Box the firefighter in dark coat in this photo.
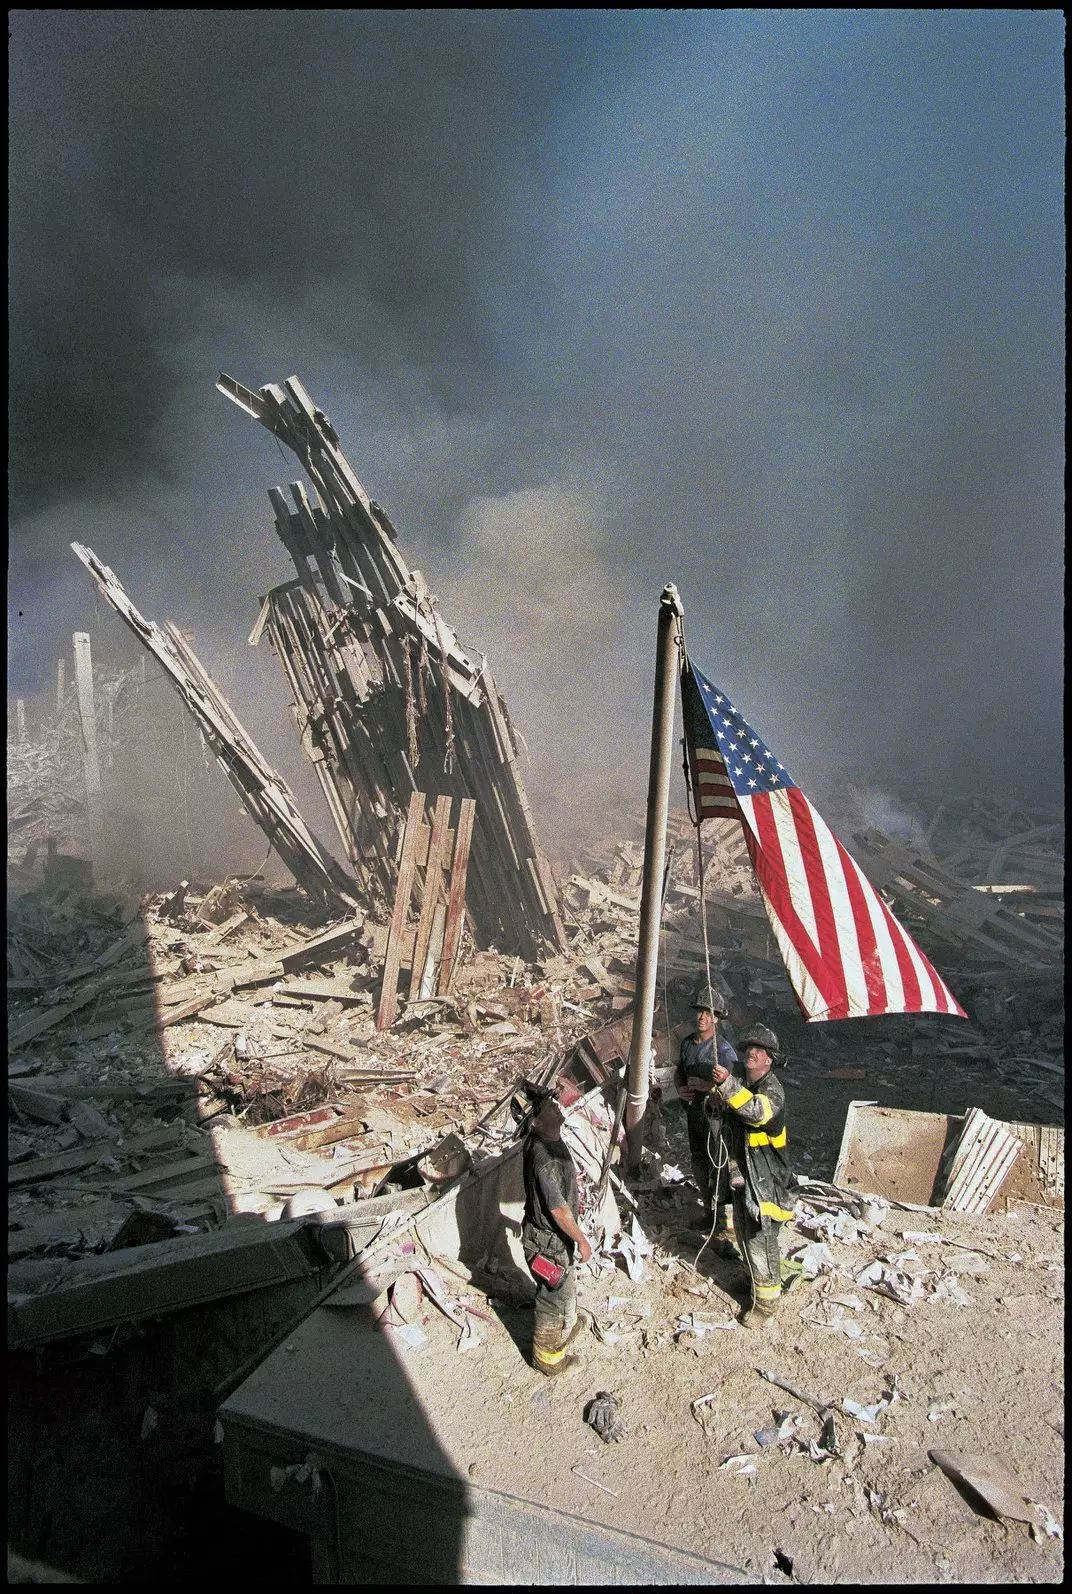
[707,1022,795,1325]
[675,983,740,1256]
[521,1095,592,1375]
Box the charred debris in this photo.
[8,376,1064,1287]
[5,377,1064,1578]
[8,374,1063,1275]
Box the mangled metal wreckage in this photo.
[74,373,567,990]
[221,371,565,964]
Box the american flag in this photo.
[681,660,966,1023]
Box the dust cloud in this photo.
[8,11,1064,874]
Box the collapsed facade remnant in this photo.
[70,543,361,911]
[375,790,476,1028]
[852,827,1063,970]
[219,372,566,960]
[833,1099,1064,1211]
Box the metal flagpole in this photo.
[625,583,685,1169]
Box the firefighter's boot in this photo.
[739,1295,780,1328]
[711,1203,742,1261]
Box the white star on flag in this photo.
[680,659,966,1024]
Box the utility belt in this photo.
[523,1220,568,1258]
[522,1221,570,1286]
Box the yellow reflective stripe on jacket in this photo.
[725,1087,774,1126]
[747,1126,787,1149]
[759,1200,795,1222]
[749,1093,775,1126]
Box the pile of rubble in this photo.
[9,775,1065,1266]
[7,865,606,1267]
[6,370,1063,1328]
[7,702,89,883]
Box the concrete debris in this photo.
[584,1390,626,1444]
[8,418,1065,1593]
[928,1449,1041,1525]
[218,372,565,961]
[833,1102,1063,1212]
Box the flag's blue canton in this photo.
[692,665,795,798]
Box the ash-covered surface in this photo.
[6,771,1064,1582]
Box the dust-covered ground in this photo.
[401,1143,1064,1585]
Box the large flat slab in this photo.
[220,1300,752,1584]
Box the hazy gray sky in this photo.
[8,10,1064,836]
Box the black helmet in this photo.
[509,1079,555,1130]
[692,981,730,1017]
[739,1022,781,1058]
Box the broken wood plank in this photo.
[10,1077,194,1102]
[9,982,119,1050]
[255,1106,373,1153]
[8,1217,325,1346]
[138,989,222,1030]
[195,999,262,1029]
[301,1034,363,1063]
[157,976,218,1005]
[410,795,452,1003]
[255,1104,344,1138]
[280,979,371,1004]
[72,631,103,865]
[19,920,154,992]
[377,791,428,1030]
[228,959,286,990]
[9,1126,185,1188]
[333,1070,417,1084]
[276,918,365,972]
[70,542,363,912]
[7,1197,220,1261]
[438,797,475,996]
[203,910,250,945]
[47,1153,221,1197]
[8,1084,67,1124]
[285,1122,376,1154]
[417,900,447,999]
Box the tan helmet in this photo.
[692,981,729,1017]
[739,1022,781,1059]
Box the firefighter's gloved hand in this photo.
[584,1391,626,1444]
[743,1187,762,1224]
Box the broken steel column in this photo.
[71,543,361,911]
[219,373,566,960]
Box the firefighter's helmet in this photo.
[692,982,730,1016]
[738,1022,781,1059]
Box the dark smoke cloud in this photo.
[9,10,1064,856]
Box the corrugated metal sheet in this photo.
[1005,1120,1065,1202]
[940,1108,1022,1212]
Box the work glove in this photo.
[584,1391,626,1444]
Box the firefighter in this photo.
[521,1094,592,1375]
[675,982,740,1257]
[707,1022,795,1325]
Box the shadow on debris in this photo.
[6,873,469,1585]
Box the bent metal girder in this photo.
[70,542,362,913]
[220,372,566,959]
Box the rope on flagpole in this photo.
[677,629,731,1263]
[678,629,715,1001]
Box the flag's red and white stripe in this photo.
[737,785,965,1022]
[691,747,739,817]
